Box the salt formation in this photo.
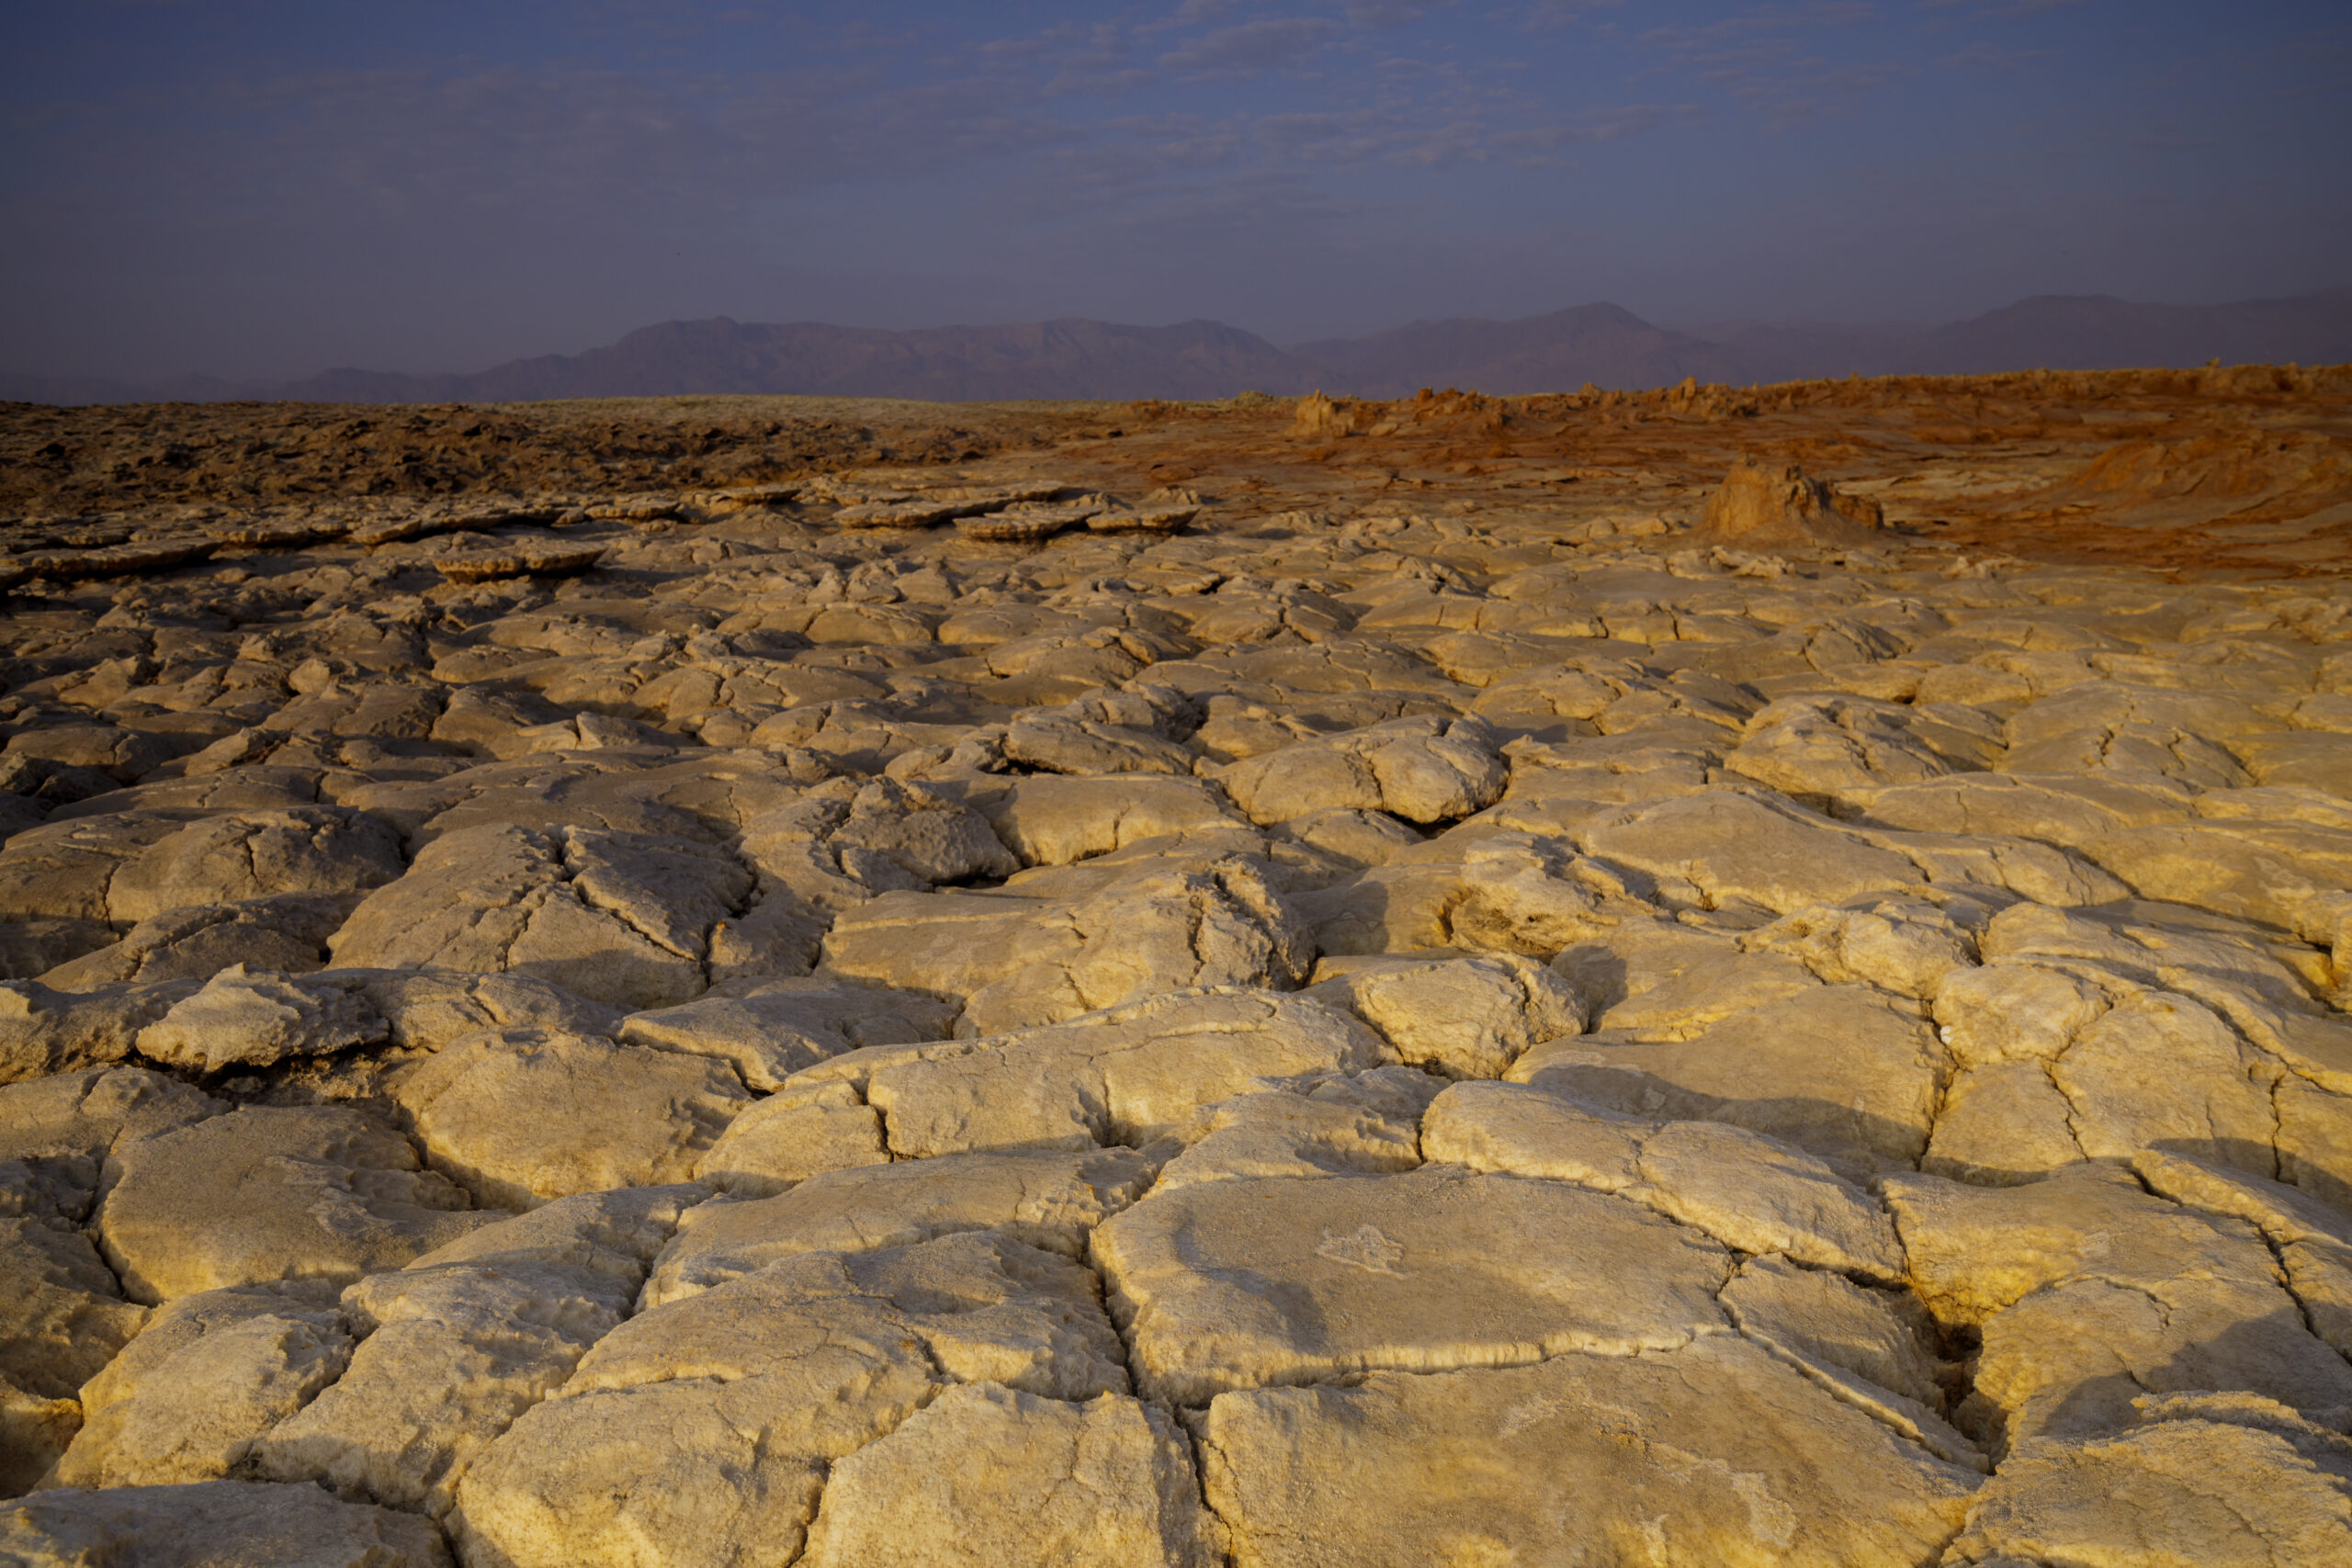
[1698,457,1889,547]
[0,371,2348,1564]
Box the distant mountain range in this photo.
[8,289,2349,407]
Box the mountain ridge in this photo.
[7,288,2349,407]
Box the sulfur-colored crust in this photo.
[0,371,2346,1564]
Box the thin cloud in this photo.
[1921,0,2083,16]
[7,0,2339,383]
[1637,4,1899,129]
[1340,2,1446,24]
[1512,1,1623,31]
[1941,42,2055,69]
[1639,3,1876,53]
[1160,16,1346,74]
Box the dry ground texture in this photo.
[0,365,2348,1564]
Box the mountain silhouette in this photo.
[6,288,2347,406]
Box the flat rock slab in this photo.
[1091,1165,1733,1404]
[0,1063,220,1219]
[820,856,1314,1036]
[254,1187,700,1516]
[691,1080,890,1195]
[0,1480,451,1568]
[79,807,403,929]
[1216,716,1506,826]
[0,973,269,1086]
[1152,1075,1434,1191]
[2135,1147,2352,1358]
[1577,788,1925,910]
[1509,983,1946,1178]
[1289,832,1633,959]
[1422,1079,1903,1280]
[1720,1253,1982,1470]
[96,1105,493,1303]
[390,1028,748,1210]
[1886,1164,2352,1455]
[801,1384,1222,1568]
[645,1145,1157,1306]
[954,773,1247,868]
[0,1213,148,1485]
[328,821,752,1011]
[132,964,382,1073]
[958,500,1102,541]
[54,1280,350,1489]
[42,893,363,992]
[1305,951,1582,1078]
[1199,1337,1979,1568]
[808,987,1390,1156]
[435,544,605,582]
[1944,1408,2352,1567]
[452,1232,1125,1568]
[617,976,958,1092]
[835,499,963,529]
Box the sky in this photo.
[4,1,2347,383]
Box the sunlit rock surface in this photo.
[2,369,2349,1561]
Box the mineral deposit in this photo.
[0,367,2348,1563]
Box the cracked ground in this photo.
[1,365,2350,1564]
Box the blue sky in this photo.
[5,1,2346,380]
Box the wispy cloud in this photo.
[1920,0,2084,17]
[1940,41,2054,69]
[971,22,1155,96]
[1340,1,1448,24]
[1642,2,1879,51]
[1160,16,1347,74]
[1512,0,1624,31]
[1636,3,1900,128]
[6,0,2338,381]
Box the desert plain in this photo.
[0,364,2346,1564]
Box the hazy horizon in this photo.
[7,2,2347,385]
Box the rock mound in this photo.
[1696,458,1887,547]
